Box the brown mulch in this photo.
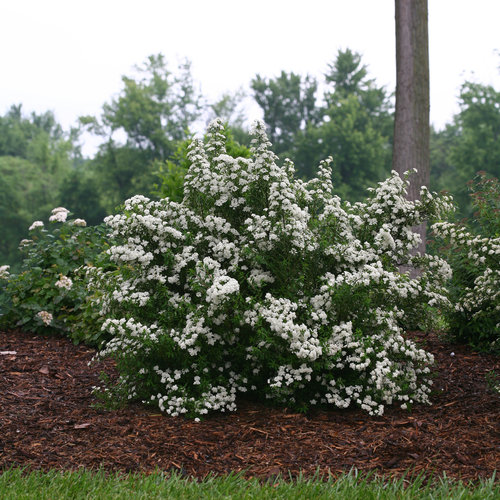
[0,329,498,483]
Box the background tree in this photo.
[393,0,430,254]
[0,104,78,178]
[454,81,500,174]
[448,81,500,214]
[304,49,393,199]
[80,54,203,211]
[430,77,500,219]
[205,88,250,146]
[251,71,320,158]
[0,106,79,267]
[430,123,459,192]
[250,50,393,200]
[0,157,40,266]
[56,167,107,226]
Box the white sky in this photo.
[1,0,499,156]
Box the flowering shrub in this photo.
[0,208,113,346]
[151,124,250,202]
[90,119,453,418]
[432,173,500,353]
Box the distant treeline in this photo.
[1,50,499,267]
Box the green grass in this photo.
[0,468,498,500]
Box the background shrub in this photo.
[0,208,113,347]
[432,172,500,353]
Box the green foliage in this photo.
[151,124,250,202]
[251,49,393,202]
[251,71,320,157]
[88,141,155,211]
[308,49,393,200]
[453,82,500,177]
[430,123,461,199]
[206,88,250,146]
[80,54,203,212]
[150,142,190,203]
[0,106,80,267]
[299,94,390,200]
[432,173,500,354]
[0,209,112,347]
[469,171,500,237]
[0,157,40,266]
[56,167,107,226]
[0,104,77,169]
[89,54,202,154]
[430,78,500,218]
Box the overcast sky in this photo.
[1,0,499,155]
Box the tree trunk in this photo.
[393,0,430,259]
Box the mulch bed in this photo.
[0,329,498,483]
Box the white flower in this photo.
[0,265,10,279]
[18,239,33,248]
[51,207,70,215]
[73,218,87,227]
[49,211,68,223]
[36,311,53,325]
[29,221,44,231]
[55,275,73,290]
[374,227,396,250]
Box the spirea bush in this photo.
[90,119,453,418]
[0,208,112,346]
[432,173,500,353]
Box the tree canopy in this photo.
[431,79,500,217]
[79,55,204,211]
[1,50,499,269]
[251,49,393,200]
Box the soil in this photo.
[0,329,498,483]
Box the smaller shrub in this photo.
[0,207,113,347]
[432,172,500,353]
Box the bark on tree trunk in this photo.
[393,0,430,260]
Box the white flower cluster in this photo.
[94,318,160,360]
[49,207,69,223]
[433,221,500,332]
[149,364,239,417]
[252,294,322,361]
[55,275,73,290]
[0,265,10,279]
[73,218,87,227]
[29,221,44,231]
[92,118,451,418]
[18,239,33,249]
[36,310,53,325]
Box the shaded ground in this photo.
[0,329,498,482]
